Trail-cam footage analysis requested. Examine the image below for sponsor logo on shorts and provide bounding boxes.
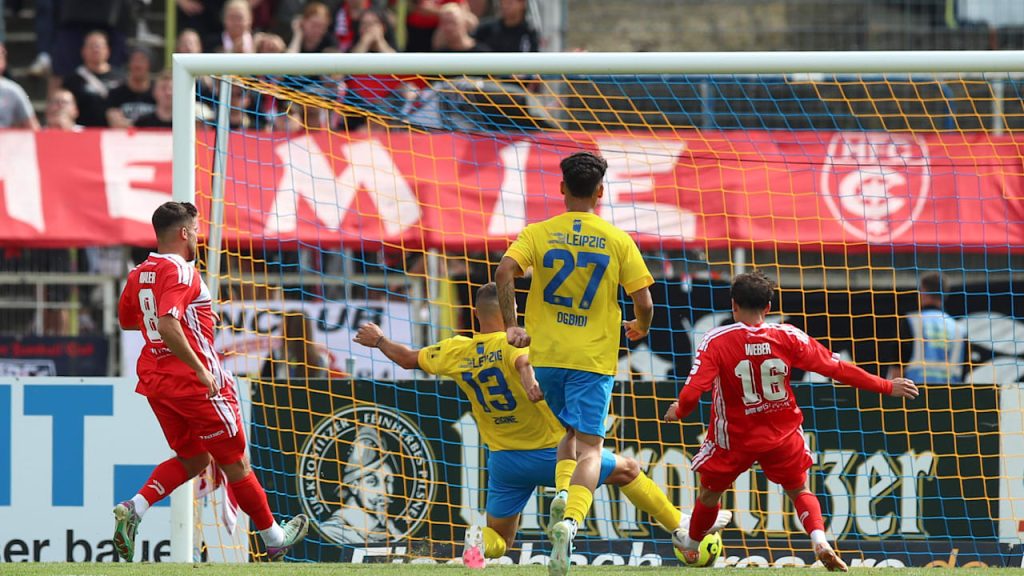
[199,430,225,440]
[298,405,434,545]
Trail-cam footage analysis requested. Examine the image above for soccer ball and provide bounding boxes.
[674,532,723,567]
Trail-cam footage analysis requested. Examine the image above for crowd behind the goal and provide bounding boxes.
[0,0,539,133]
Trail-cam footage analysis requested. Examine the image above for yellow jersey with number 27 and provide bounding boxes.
[504,211,654,375]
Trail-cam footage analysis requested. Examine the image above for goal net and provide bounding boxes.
[178,53,1024,567]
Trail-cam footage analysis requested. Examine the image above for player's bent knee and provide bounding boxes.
[178,452,212,477]
[605,456,640,485]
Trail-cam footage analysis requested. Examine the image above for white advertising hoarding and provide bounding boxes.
[0,377,246,562]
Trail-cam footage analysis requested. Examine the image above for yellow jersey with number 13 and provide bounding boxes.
[504,211,654,375]
[417,331,564,452]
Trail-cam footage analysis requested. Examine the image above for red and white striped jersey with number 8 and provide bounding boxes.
[118,252,227,398]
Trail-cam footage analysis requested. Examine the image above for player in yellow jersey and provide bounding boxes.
[495,152,730,576]
[354,283,698,567]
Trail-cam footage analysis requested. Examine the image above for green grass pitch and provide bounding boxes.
[3,566,1024,575]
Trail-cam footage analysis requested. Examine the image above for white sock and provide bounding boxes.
[131,494,150,518]
[261,523,285,547]
[810,529,829,548]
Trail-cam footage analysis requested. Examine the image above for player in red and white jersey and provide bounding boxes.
[664,271,918,571]
[113,201,307,562]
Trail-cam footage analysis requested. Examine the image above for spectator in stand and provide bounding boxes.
[44,88,82,131]
[433,3,488,52]
[176,27,204,53]
[0,42,39,130]
[106,47,156,128]
[27,0,59,76]
[287,2,335,53]
[212,0,255,54]
[134,70,173,128]
[890,272,966,386]
[348,8,396,54]
[334,0,369,52]
[63,30,123,127]
[260,311,330,381]
[403,0,476,52]
[467,0,492,20]
[52,0,129,82]
[255,31,286,53]
[176,0,226,43]
[473,0,536,53]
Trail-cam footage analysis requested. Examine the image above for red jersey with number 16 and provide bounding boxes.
[118,253,226,398]
[679,322,892,453]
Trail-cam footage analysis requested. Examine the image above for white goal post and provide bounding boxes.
[169,50,1024,563]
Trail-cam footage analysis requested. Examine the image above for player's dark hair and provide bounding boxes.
[919,271,944,296]
[560,152,607,198]
[475,282,499,308]
[152,201,197,238]
[731,271,775,311]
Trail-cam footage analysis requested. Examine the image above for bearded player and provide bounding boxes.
[665,271,918,571]
[114,201,308,561]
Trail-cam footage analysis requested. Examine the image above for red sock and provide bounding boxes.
[230,472,275,531]
[792,492,825,534]
[689,500,720,541]
[138,458,191,505]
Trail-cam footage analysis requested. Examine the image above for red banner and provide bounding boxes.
[1,129,1022,250]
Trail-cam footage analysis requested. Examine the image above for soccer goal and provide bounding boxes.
[171,51,1024,567]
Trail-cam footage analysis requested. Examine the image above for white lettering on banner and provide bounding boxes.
[266,136,420,236]
[100,131,173,223]
[0,132,43,232]
[820,132,930,244]
[854,452,900,536]
[819,449,856,535]
[486,141,531,236]
[595,138,696,240]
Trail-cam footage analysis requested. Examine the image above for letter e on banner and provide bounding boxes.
[100,131,173,223]
[0,132,44,232]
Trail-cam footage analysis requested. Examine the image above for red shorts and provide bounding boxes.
[691,430,812,492]
[147,385,245,464]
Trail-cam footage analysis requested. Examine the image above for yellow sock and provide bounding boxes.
[482,526,506,559]
[565,484,594,524]
[620,471,682,532]
[555,460,577,493]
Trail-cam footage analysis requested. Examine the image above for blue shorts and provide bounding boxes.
[534,367,615,437]
[486,447,617,519]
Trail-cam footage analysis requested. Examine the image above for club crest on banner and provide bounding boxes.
[820,133,930,243]
[298,406,435,545]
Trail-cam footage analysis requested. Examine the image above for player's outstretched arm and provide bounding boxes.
[623,286,653,341]
[514,354,543,402]
[793,331,918,399]
[353,322,421,370]
[495,256,529,348]
[157,315,218,397]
